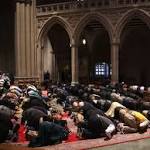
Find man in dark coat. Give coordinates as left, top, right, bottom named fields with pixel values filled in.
left=28, top=121, right=69, bottom=147
left=78, top=109, right=115, bottom=139
left=78, top=101, right=105, bottom=119
left=22, top=107, right=51, bottom=130
left=0, top=107, right=13, bottom=142
left=77, top=101, right=116, bottom=139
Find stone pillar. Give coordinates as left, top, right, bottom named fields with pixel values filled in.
left=49, top=51, right=55, bottom=81
left=111, top=39, right=120, bottom=84
left=25, top=0, right=31, bottom=77
left=21, top=2, right=26, bottom=77
left=43, top=36, right=54, bottom=80
left=15, top=1, right=22, bottom=76
left=30, top=0, right=36, bottom=77
left=52, top=53, right=55, bottom=81
left=15, top=0, right=27, bottom=77
left=71, top=39, right=79, bottom=85
left=52, top=52, right=56, bottom=81
left=15, top=0, right=37, bottom=79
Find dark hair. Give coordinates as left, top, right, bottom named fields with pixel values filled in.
left=147, top=111, right=150, bottom=120
left=138, top=125, right=148, bottom=134
left=114, top=107, right=124, bottom=119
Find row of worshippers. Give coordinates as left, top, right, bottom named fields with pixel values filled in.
left=0, top=78, right=150, bottom=147
left=33, top=82, right=150, bottom=139
left=0, top=78, right=69, bottom=147
left=49, top=83, right=150, bottom=138
left=68, top=83, right=150, bottom=138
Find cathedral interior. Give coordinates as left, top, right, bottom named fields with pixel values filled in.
left=1, top=1, right=150, bottom=150
left=1, top=0, right=150, bottom=86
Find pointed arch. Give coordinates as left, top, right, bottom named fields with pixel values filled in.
left=73, top=12, right=113, bottom=45
left=38, top=16, right=73, bottom=44
left=117, top=8, right=150, bottom=86
left=115, top=8, right=150, bottom=41
left=37, top=16, right=72, bottom=82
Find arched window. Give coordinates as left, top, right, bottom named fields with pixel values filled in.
left=95, top=62, right=110, bottom=77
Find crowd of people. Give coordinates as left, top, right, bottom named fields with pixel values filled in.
left=0, top=73, right=150, bottom=147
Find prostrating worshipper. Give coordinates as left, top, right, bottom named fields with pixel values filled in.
left=89, top=94, right=112, bottom=112
left=110, top=91, right=140, bottom=111
left=0, top=105, right=13, bottom=143
left=0, top=84, right=24, bottom=142
left=105, top=102, right=126, bottom=118
left=0, top=105, right=15, bottom=117
left=73, top=101, right=116, bottom=139
left=117, top=108, right=149, bottom=133
left=22, top=107, right=51, bottom=131
left=106, top=102, right=149, bottom=134
left=28, top=121, right=69, bottom=147
left=22, top=85, right=49, bottom=110
left=75, top=110, right=116, bottom=139
left=0, top=85, right=23, bottom=110
left=47, top=94, right=64, bottom=115
left=0, top=75, right=10, bottom=96
left=139, top=88, right=150, bottom=111
left=78, top=101, right=106, bottom=119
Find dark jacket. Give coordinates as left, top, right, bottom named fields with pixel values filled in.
left=29, top=121, right=69, bottom=147
left=22, top=108, right=50, bottom=130
left=0, top=110, right=13, bottom=142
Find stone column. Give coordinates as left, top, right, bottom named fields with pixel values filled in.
left=71, top=39, right=79, bottom=85
left=25, top=0, right=36, bottom=78
left=49, top=51, right=55, bottom=81
left=15, top=1, right=22, bottom=76
left=15, top=0, right=37, bottom=79
left=51, top=52, right=56, bottom=81
left=25, top=0, right=31, bottom=77
left=15, top=0, right=26, bottom=78
left=30, top=0, right=36, bottom=76
left=53, top=53, right=57, bottom=82
left=111, top=40, right=120, bottom=84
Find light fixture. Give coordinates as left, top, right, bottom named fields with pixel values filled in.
left=82, top=38, right=86, bottom=45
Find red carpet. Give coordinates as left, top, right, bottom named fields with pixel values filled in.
left=13, top=116, right=150, bottom=149
left=65, top=133, right=79, bottom=143
left=10, top=128, right=150, bottom=150
left=17, top=124, right=27, bottom=143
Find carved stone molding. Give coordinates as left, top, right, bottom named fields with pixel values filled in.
left=16, top=0, right=32, bottom=4
left=64, top=13, right=83, bottom=29
left=25, top=0, right=32, bottom=5
left=37, top=18, right=49, bottom=30
left=16, top=0, right=25, bottom=3
left=36, top=1, right=150, bottom=45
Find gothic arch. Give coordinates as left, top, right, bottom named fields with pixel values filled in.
left=73, top=12, right=113, bottom=45
left=37, top=16, right=73, bottom=81
left=115, top=8, right=150, bottom=41
left=38, top=16, right=73, bottom=45
left=116, top=8, right=150, bottom=85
